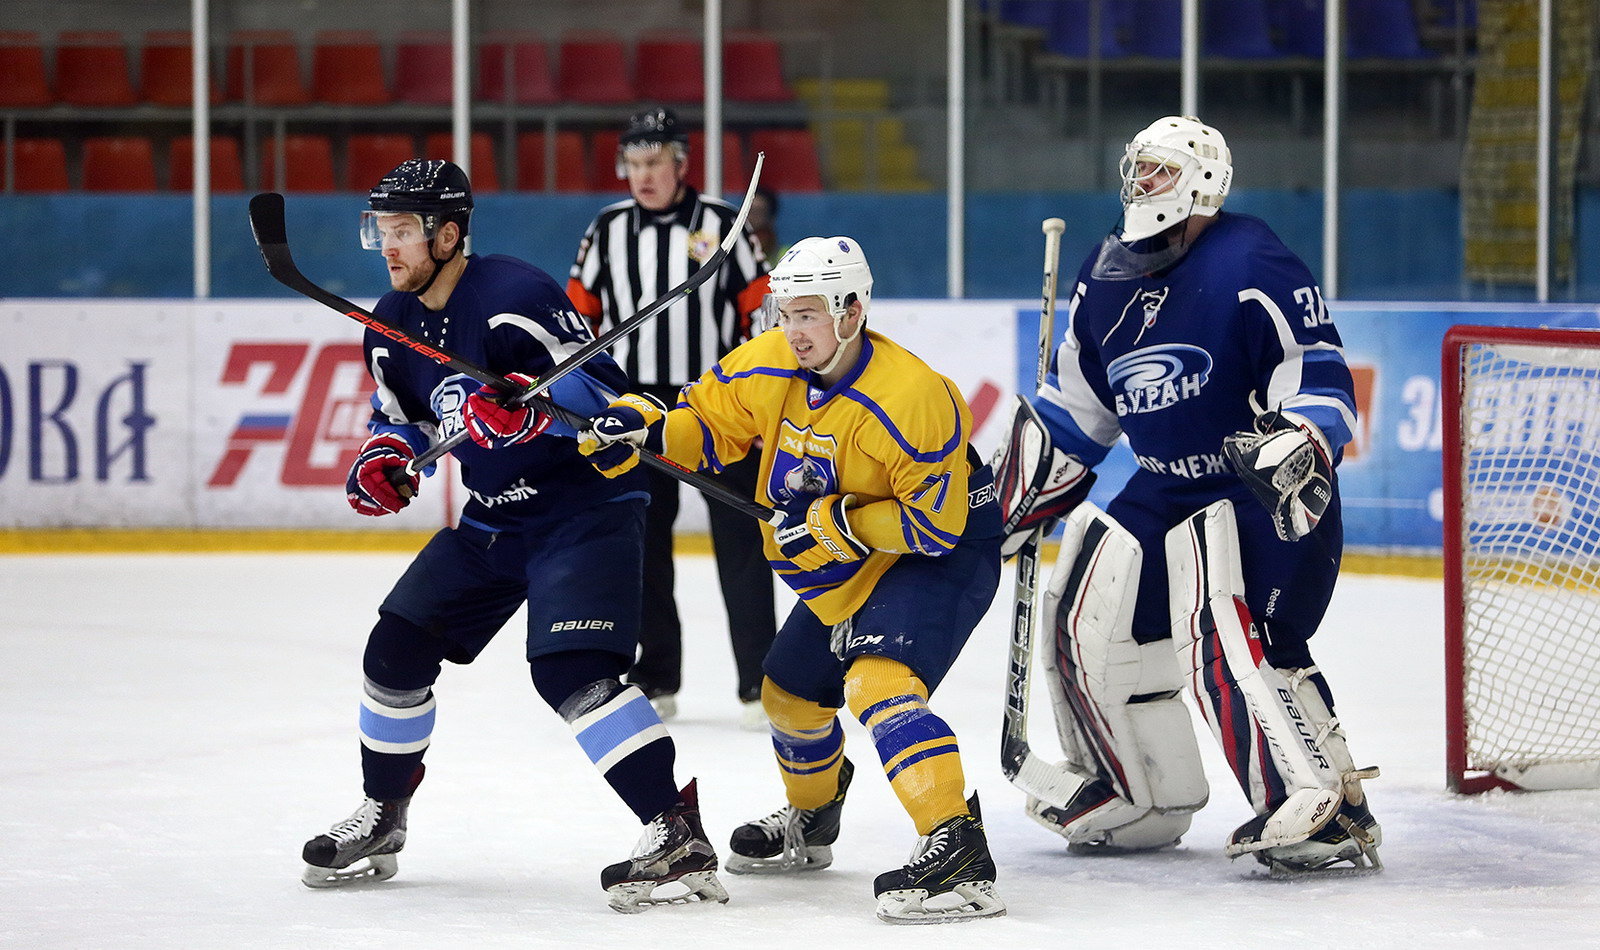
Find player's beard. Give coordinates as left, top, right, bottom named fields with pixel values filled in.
left=388, top=256, right=435, bottom=293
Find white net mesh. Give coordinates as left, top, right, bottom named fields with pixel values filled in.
left=1458, top=340, right=1600, bottom=780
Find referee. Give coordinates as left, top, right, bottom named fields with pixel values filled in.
left=567, top=107, right=775, bottom=727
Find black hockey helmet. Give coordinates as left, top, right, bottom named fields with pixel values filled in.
left=621, top=106, right=689, bottom=150
left=365, top=159, right=474, bottom=245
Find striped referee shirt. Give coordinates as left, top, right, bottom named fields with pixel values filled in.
left=567, top=186, right=770, bottom=387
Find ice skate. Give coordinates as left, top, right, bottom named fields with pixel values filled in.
left=1227, top=768, right=1382, bottom=877
left=726, top=757, right=854, bottom=873
left=601, top=779, right=728, bottom=913
left=873, top=793, right=1005, bottom=924
left=301, top=795, right=412, bottom=888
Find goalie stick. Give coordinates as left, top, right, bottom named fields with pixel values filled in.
left=246, top=162, right=782, bottom=529
left=248, top=152, right=766, bottom=483
left=1001, top=216, right=1093, bottom=808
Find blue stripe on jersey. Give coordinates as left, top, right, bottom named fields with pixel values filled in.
left=772, top=557, right=866, bottom=590
left=906, top=506, right=960, bottom=552
left=541, top=370, right=617, bottom=437
left=689, top=414, right=726, bottom=473
left=712, top=364, right=802, bottom=384
left=840, top=385, right=964, bottom=464
left=1034, top=395, right=1114, bottom=467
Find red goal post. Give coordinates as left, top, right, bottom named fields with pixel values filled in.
left=1442, top=324, right=1600, bottom=794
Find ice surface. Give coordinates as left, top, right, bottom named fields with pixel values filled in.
left=4, top=553, right=1598, bottom=948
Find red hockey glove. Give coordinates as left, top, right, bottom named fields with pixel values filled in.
left=347, top=433, right=418, bottom=516
left=462, top=372, right=552, bottom=450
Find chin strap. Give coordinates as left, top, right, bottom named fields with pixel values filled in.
left=814, top=310, right=866, bottom=377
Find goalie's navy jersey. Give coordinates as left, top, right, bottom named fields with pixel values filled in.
left=363, top=253, right=646, bottom=531
left=1037, top=212, right=1357, bottom=508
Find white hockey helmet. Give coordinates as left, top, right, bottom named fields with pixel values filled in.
left=1117, top=115, right=1232, bottom=242
left=767, top=236, right=873, bottom=319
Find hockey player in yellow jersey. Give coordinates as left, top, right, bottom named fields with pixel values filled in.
left=579, top=236, right=1005, bottom=923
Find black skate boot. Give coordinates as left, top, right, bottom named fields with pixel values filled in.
left=300, top=802, right=408, bottom=887
left=727, top=757, right=854, bottom=874
left=873, top=793, right=1006, bottom=924
left=1227, top=768, right=1383, bottom=877
left=301, top=765, right=423, bottom=888
left=601, top=778, right=729, bottom=913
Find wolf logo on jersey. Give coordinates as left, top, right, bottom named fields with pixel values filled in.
left=772, top=425, right=839, bottom=502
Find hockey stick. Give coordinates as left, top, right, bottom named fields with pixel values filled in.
left=247, top=166, right=782, bottom=528
left=247, top=152, right=766, bottom=482
left=1001, top=216, right=1093, bottom=807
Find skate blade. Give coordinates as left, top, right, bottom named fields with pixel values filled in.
left=724, top=845, right=833, bottom=875
left=875, top=881, right=1006, bottom=924
left=606, top=870, right=730, bottom=913
left=301, top=853, right=398, bottom=889
left=1248, top=844, right=1384, bottom=880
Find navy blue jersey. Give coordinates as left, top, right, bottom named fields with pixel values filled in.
left=364, top=253, right=646, bottom=531
left=1038, top=212, right=1357, bottom=513
left=1032, top=212, right=1357, bottom=649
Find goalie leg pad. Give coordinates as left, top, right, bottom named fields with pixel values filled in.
left=1167, top=499, right=1380, bottom=870
left=1167, top=499, right=1347, bottom=812
left=1030, top=503, right=1209, bottom=849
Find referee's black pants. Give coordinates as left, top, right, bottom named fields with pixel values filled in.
left=629, top=387, right=777, bottom=701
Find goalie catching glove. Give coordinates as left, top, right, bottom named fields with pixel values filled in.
left=577, top=393, right=667, bottom=478
left=1222, top=409, right=1334, bottom=542
left=991, top=396, right=1095, bottom=558
left=347, top=433, right=419, bottom=516
left=774, top=494, right=869, bottom=572
left=462, top=372, right=552, bottom=450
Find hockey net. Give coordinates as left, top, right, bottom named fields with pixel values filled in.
left=1443, top=324, right=1600, bottom=793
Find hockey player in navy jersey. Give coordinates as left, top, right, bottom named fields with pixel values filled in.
left=993, top=117, right=1381, bottom=876
left=298, top=159, right=727, bottom=913
left=578, top=237, right=1006, bottom=923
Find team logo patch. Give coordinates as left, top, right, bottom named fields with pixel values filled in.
left=767, top=421, right=840, bottom=503
left=688, top=229, right=718, bottom=263
left=1106, top=343, right=1213, bottom=415
left=430, top=374, right=474, bottom=440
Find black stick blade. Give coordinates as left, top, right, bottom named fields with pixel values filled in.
left=248, top=193, right=288, bottom=248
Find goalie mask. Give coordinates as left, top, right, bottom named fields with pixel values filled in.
left=762, top=236, right=873, bottom=376
left=1093, top=116, right=1232, bottom=280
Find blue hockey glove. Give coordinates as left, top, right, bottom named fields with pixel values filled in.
left=347, top=433, right=418, bottom=516
left=774, top=493, right=868, bottom=572
left=578, top=393, right=667, bottom=478
left=462, top=372, right=552, bottom=450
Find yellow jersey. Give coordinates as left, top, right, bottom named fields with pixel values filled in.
left=659, top=327, right=978, bottom=625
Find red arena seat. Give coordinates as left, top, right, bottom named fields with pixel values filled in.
left=260, top=133, right=336, bottom=192
left=56, top=30, right=137, bottom=106
left=557, top=31, right=636, bottom=104
left=9, top=138, right=70, bottom=191
left=0, top=31, right=52, bottom=107
left=169, top=136, right=245, bottom=192
left=312, top=30, right=390, bottom=105
left=635, top=32, right=704, bottom=103
left=226, top=30, right=310, bottom=105
left=82, top=136, right=159, bottom=192
left=423, top=131, right=499, bottom=192
left=479, top=32, right=557, bottom=105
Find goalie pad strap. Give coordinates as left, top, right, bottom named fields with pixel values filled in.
left=1042, top=503, right=1209, bottom=820
left=1167, top=499, right=1344, bottom=812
